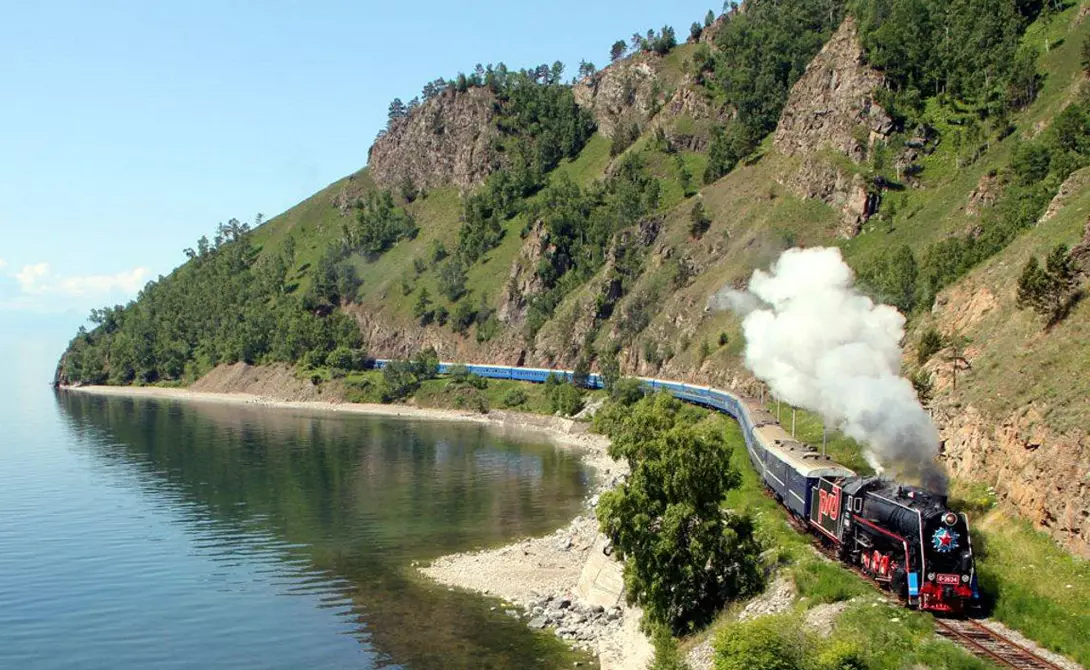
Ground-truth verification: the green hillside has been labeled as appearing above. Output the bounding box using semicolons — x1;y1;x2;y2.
58;0;1089;539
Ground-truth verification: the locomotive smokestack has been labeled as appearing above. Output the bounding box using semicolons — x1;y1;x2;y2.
718;247;948;493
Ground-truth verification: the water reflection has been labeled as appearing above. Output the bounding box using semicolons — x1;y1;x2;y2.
54;392;593;669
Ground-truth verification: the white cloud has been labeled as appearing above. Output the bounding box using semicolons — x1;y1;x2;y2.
11;262;149;298
0;258;7;270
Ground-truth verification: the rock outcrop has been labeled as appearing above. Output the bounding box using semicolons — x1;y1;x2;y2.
368;87;501;192
773;16;891;161
573;55;663;139
938;401;1090;558
774;16;892;237
783;156;879;238
966;173;1000;217
1038;168;1090;225
498;220;552;326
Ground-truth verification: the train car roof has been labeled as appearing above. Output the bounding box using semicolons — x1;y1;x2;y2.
753;424;856;479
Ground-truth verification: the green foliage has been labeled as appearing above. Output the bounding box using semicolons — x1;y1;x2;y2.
413;287;435;325
708;0;844;167
525;156;662;336
717;331;729;347
855;244;918;314
713;615;806;670
61;220;366;386
546;374;585;416
610;122;642;157
453;66;596;264
1082;33;1090;74
344;190;417;255
305;246;362;309
452;300;477;335
379;347;440;402
599;346;622;391
689;200;711;238
916;327;943;364
325;346;368;372
853;0;1037;118
437;257;468;302
429;239;449;265
611;39;627;62
502;387;528;407
1016;244;1080;324
597;393;762;633
649;626;692;670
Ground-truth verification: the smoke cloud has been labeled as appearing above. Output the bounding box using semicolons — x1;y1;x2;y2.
725;247;946;492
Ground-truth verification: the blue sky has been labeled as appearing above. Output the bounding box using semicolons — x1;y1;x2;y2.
0;0;715;379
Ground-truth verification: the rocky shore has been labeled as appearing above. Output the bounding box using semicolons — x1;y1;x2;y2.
420;481;655;670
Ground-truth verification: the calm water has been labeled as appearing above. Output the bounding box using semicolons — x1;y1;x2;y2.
0;387;593;669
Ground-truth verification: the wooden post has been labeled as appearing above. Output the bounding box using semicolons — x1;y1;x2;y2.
822;421;827;458
791;407;796;437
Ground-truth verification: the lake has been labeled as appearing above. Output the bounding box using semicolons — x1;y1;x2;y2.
0;386;594;669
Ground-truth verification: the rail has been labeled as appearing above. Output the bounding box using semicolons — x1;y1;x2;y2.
934;618;1068;670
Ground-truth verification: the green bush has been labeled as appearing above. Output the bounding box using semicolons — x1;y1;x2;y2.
713;615;805;670
325;346;367;371
549;382;584;416
916;327;943;365
649;626;691;670
502;388;528;407
813;639;866;670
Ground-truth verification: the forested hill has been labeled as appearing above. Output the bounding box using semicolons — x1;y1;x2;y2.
59;0;1090;557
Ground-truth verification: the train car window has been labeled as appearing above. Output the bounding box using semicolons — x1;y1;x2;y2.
855;498;863;513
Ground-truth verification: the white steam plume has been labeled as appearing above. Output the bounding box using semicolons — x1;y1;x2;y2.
726;247;946;492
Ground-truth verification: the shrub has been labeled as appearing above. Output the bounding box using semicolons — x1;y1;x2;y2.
411;346;440;380
813;639;866;670
1016;244;1080;325
916;327;943;365
452;301;476;335
718;331;729;347
713;615;805;670
448;364;471;383
299;349;325;371
381;360;419;402
689;201;711;238
503;388;528;407
649;626;691;670
549;382;584;416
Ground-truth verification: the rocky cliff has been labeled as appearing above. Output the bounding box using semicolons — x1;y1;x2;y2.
572;55;664;139
773;16;891;237
368;87;501;192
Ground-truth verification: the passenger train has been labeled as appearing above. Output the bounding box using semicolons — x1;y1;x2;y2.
372;359;979;613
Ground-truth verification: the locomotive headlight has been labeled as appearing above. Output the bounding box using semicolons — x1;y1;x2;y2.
927;572;935;581
943;512;958;526
962;574;970;582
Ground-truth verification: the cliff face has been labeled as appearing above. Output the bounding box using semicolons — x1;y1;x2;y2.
367;87;501;192
773;16;891;237
572;56;663;139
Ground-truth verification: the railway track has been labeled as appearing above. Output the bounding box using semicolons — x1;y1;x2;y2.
933;618;1067;670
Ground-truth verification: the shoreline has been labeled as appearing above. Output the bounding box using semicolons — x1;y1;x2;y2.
62;384;652;669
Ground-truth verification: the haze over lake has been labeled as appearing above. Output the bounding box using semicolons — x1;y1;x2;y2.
0;383;593;669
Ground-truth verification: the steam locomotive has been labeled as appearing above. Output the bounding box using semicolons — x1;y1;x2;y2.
372;359;979;613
